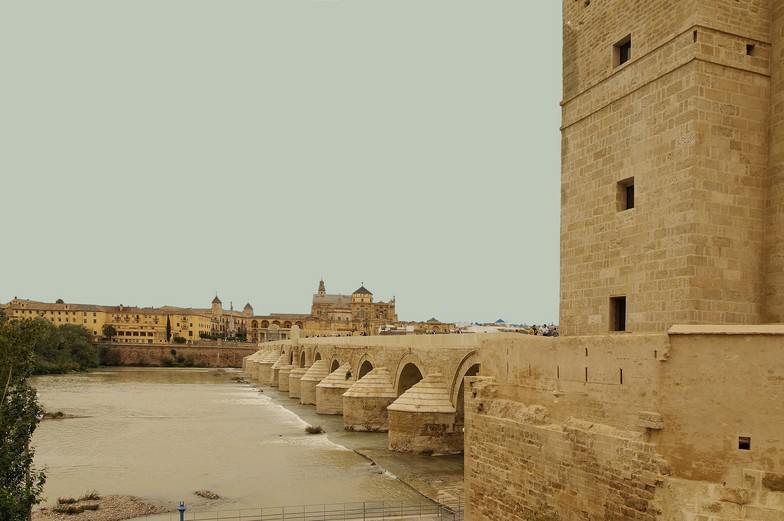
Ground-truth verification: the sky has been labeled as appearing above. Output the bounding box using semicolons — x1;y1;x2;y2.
1;1;563;325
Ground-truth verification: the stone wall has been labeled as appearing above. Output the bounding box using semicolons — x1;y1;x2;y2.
465;377;668;521
657;326;784;484
475;334;666;430
104;344;255;368
464;330;784;521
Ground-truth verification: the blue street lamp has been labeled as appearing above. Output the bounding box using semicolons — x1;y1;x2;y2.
177;502;186;521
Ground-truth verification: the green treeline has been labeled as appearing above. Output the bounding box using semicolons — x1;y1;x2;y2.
2;316;101;375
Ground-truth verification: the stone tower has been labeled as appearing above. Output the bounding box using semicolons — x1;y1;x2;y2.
317;279;326;296
560;0;775;335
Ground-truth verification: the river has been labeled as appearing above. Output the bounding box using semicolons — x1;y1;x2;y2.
31;367;462;517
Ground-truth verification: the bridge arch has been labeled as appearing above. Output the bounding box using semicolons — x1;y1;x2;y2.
314;351;322;362
451;351;481;427
356;354;375;380
330;358;340;373
393;352;426;397
300;351;306;367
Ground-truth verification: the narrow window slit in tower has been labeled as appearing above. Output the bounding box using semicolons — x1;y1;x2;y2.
693;30;698;43
654;350;658;358
585;348;588;357
747;44;756;56
619;368;623;384
610;296;627;332
584;367;588;382
528;364;531;377
618;177;635;211
614;35;632;67
557;366;560;379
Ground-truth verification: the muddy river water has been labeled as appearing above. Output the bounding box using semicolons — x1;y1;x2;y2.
31;367;462;517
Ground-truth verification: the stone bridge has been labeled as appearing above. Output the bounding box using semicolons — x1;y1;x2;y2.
242;329;501;454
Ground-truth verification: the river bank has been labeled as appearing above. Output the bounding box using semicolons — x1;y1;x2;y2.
238;374;465;505
31;367;461;520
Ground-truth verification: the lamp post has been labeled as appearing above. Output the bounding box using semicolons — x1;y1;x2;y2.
177;501;186;521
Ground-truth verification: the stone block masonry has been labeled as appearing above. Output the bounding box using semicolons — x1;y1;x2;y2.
465;377;667;521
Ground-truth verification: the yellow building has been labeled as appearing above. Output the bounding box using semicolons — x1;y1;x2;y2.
1;297;249;344
2;283;448;344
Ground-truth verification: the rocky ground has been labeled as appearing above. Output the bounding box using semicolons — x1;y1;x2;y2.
33;495;168;521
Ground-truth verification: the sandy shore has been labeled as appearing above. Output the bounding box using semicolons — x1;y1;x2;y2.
33;495;168;521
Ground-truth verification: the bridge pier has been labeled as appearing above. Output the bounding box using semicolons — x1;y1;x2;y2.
300;360;329;405
257;349;280;384
387;373;462;455
316;363;354;415
288;367;308;399
269;354;288;387
343;368;397;432
278;364;294;392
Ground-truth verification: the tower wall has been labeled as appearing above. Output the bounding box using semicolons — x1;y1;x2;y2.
561;0;771;335
765;4;784;321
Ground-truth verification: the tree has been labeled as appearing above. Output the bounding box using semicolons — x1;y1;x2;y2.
102;324;117;341
0;313;46;520
165;316;172;343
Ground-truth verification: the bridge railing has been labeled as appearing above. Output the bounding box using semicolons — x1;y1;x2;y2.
140;497;463;521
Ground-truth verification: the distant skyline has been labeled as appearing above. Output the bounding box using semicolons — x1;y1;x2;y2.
1;2;562;325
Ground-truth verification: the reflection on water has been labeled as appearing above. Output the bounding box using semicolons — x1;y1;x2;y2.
31;368;423;513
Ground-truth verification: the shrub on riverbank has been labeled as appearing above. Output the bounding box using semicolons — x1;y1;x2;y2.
7;318;101;374
305;425;325;434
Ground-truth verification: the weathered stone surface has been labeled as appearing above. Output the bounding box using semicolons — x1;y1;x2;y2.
718;486;753;505
763;473;784;492
316;363;354;415
288;367;308;399
300;360;330;406
269;354;289;387
637;411;664;430
257;349;281;384
343;368;397;432
277;364;295;392
388;373;461;454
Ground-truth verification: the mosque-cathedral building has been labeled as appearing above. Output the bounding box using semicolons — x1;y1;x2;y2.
0;280;450;344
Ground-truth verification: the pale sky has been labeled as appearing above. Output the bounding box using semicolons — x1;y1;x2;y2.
1;1;563;325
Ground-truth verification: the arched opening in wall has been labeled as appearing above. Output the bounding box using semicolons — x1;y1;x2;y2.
300;351;306;367
397;363;423;396
273;320;281;327
251;320;258;328
358;360;373;380
455;364;480;427
315;352;322;362
330;359;340;373
284;321;292;328
295;321;303;328
261;320;269;328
